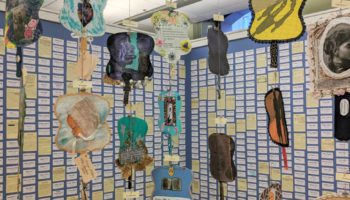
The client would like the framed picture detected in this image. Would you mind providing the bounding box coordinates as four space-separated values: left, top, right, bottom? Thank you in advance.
308 14 350 97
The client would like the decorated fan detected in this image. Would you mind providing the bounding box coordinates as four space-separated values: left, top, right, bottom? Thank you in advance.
151 10 192 64
207 21 229 99
209 133 237 200
54 93 111 153
158 90 182 156
151 165 193 200
248 0 306 68
60 0 107 37
104 32 154 105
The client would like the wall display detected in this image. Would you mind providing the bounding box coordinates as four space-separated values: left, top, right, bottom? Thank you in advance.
265 88 289 169
152 165 193 200
60 0 107 37
334 92 350 141
207 22 229 99
308 14 350 96
115 116 153 179
208 133 237 200
104 32 154 105
151 10 192 64
189 35 349 199
248 0 306 68
0 12 187 199
259 183 282 200
54 93 111 153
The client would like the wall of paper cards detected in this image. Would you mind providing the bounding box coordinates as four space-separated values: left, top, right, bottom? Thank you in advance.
186 35 350 199
0 12 187 200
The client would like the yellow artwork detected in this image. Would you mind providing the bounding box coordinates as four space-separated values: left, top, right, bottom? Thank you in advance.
249 0 305 41
0 37 5 55
237 178 247 191
53 166 66 182
294 134 306 150
246 114 257 130
227 123 236 135
236 119 246 132
321 139 335 151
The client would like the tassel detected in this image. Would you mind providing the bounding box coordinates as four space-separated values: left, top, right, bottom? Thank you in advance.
282 147 288 170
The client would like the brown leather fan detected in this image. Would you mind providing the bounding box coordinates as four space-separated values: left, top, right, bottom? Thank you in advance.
265 88 289 169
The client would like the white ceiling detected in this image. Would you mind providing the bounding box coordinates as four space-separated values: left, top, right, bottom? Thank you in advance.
0 0 248 32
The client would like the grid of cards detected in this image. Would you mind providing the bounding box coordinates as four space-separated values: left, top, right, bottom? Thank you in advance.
189 37 350 199
0 19 187 199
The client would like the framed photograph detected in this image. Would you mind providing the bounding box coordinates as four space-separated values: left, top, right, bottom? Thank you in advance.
308 14 350 97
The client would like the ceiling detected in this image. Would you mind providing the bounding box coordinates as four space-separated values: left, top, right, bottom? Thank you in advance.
0 0 248 32
0 0 334 35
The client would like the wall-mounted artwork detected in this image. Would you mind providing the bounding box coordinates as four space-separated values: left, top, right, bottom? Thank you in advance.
308 14 350 96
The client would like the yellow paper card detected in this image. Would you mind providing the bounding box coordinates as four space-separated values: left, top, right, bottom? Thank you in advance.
191 98 199 109
103 94 114 107
246 114 257 130
322 139 335 151
256 54 267 68
135 102 145 118
268 72 279 84
200 87 207 100
236 119 246 132
179 67 186 79
257 75 267 94
282 175 294 192
217 91 226 110
38 180 51 197
39 36 52 58
199 58 207 69
294 134 306 150
292 41 304 54
145 79 153 92
336 173 350 182
25 74 37 99
259 162 269 174
92 191 103 200
38 137 51 155
6 175 19 193
237 178 247 191
23 132 37 152
192 160 199 172
192 179 200 193
293 114 305 132
104 177 114 193
66 81 78 94
7 119 18 139
208 113 216 127
227 123 236 135
67 62 79 81
145 117 154 135
146 182 154 196
208 128 216 136
0 37 5 55
115 188 124 200
271 168 281 181
226 96 235 110
306 92 319 108
208 86 216 100
293 68 304 84
53 167 66 182
7 88 20 109
66 196 78 200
